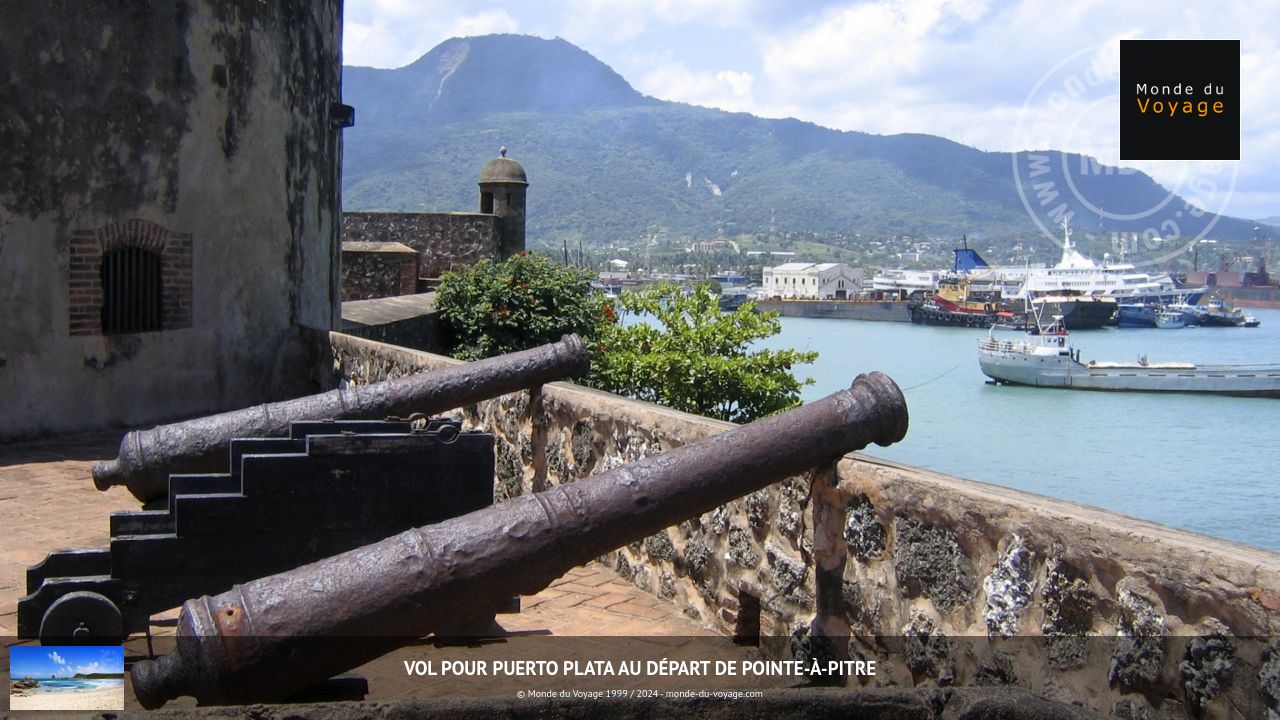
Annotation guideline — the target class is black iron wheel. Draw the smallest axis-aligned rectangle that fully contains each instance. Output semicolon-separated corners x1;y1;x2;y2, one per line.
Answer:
39;591;124;645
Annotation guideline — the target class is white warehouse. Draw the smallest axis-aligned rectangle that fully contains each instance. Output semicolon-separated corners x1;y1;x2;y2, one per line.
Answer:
762;262;866;299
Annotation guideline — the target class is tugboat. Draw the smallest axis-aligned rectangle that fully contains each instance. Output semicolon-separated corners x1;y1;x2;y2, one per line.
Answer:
1198;299;1248;327
909;277;1000;327
1168;298;1249;327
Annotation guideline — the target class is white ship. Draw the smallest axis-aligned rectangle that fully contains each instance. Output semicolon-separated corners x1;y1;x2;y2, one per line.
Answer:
869;268;938;295
962;223;1205;306
977;321;1280;397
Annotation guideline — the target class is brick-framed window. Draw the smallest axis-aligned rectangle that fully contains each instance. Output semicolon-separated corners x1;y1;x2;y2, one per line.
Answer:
101;246;163;334
68;220;193;336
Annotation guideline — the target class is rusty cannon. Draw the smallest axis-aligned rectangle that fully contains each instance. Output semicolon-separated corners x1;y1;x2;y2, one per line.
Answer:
130;372;908;708
93;335;590;503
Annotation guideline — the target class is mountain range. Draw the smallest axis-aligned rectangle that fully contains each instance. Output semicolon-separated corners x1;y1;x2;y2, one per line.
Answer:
341;34;1261;249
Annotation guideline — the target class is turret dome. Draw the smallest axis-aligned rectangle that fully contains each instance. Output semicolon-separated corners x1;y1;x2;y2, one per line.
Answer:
479;147;527;185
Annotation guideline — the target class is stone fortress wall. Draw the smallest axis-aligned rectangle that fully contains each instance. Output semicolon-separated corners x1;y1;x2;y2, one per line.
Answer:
341;149;529;291
343;212;501;282
0;0;344;439
340;241;420;301
326;331;1280;719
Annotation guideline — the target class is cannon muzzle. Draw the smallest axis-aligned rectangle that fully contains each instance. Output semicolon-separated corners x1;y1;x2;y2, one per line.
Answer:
131;372;907;708
94;335;590;502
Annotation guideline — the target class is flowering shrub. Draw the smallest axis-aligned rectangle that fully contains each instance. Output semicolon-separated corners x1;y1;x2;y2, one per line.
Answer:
438;260;816;423
435;254;603;361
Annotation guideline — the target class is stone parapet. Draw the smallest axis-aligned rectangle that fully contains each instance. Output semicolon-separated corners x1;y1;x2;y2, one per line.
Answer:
340;241;418;300
323;331;1280;718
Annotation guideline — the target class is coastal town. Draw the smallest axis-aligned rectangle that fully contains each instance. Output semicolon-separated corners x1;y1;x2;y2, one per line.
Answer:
593;223;1277;330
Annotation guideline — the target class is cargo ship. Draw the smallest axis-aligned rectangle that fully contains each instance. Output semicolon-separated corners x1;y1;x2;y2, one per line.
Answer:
1185;255;1280;309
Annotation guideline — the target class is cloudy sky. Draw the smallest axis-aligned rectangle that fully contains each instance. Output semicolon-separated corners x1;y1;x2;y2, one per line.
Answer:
9;645;124;678
344;0;1279;222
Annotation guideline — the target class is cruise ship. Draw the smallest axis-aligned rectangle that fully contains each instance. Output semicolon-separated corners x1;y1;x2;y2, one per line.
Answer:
960;224;1205;306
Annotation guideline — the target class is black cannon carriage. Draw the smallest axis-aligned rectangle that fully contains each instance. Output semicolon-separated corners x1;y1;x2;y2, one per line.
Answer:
19;418;496;645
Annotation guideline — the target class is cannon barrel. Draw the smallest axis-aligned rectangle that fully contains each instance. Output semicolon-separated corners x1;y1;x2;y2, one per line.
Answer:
93;335;590;503
130;372;908;708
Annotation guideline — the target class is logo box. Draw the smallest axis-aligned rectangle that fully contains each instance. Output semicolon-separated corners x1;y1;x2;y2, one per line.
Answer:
1120;39;1239;160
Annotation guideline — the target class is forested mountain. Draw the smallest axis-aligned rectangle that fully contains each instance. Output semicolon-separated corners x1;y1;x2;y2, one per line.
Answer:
342;34;1258;248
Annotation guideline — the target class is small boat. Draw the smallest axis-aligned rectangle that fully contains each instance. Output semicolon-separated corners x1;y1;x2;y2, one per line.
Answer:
977;320;1280;397
1243;315;1261;328
991;311;1031;332
1154;308;1187;329
1116;303;1158;328
717;286;751;311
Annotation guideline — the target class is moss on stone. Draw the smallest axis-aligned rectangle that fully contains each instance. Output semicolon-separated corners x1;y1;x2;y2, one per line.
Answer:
892;517;974;614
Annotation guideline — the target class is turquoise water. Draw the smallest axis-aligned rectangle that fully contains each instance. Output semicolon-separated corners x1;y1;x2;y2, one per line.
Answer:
756;307;1280;551
24;678;123;693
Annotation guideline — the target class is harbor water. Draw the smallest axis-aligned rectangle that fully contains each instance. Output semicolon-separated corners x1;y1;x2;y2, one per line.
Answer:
756;307;1280;552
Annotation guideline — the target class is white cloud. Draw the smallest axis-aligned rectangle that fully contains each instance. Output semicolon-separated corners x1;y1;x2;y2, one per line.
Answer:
638;61;759;113
343;2;521;68
344;21;410;67
340;0;1280;219
717;70;755;98
759;0;992;104
48;651;65;665
560;0;656;45
446;10;519;38
559;0;755;45
75;662;112;675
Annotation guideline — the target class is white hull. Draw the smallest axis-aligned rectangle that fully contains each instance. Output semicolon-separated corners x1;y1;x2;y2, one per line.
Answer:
1154;311;1186;329
962;223;1204;305
978;338;1280;397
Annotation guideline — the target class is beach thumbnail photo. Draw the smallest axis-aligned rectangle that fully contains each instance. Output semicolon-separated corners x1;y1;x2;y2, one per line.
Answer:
8;645;124;711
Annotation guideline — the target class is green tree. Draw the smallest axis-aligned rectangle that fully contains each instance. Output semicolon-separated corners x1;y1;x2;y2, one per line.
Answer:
588;283;816;423
435;254;604;360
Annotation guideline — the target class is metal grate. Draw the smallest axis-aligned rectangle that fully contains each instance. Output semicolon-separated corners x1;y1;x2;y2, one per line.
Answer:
101;246;163;335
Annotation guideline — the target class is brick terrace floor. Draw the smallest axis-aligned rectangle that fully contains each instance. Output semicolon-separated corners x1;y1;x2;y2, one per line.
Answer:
1;432;751;707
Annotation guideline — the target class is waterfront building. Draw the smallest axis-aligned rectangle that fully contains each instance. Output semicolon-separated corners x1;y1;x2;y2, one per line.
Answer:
762;262;865;299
